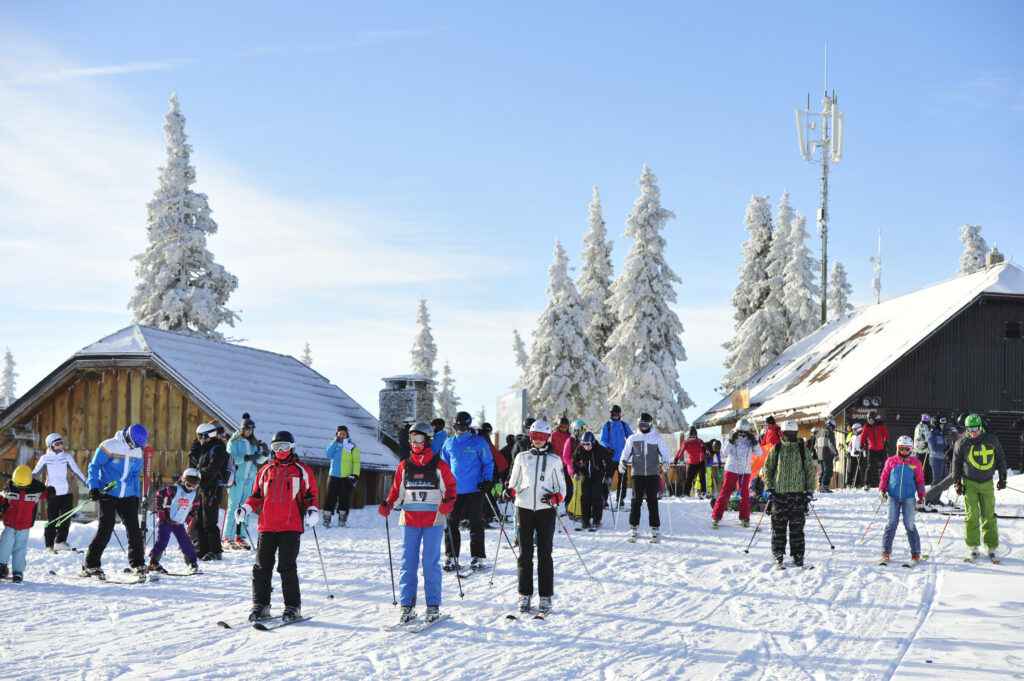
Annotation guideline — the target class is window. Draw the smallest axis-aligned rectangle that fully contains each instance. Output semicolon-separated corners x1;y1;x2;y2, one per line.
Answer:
1006;321;1022;339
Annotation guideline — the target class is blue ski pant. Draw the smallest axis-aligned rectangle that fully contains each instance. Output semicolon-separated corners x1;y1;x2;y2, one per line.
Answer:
150;522;199;565
0;527;29;574
223;471;256;541
882;496;920;555
400;524;443;607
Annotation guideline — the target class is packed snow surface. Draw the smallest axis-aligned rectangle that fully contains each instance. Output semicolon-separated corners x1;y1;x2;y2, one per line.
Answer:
3;480;1022;680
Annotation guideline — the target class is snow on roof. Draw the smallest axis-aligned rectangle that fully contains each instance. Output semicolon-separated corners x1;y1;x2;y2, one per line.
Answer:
695;262;1024;428
77;325;399;470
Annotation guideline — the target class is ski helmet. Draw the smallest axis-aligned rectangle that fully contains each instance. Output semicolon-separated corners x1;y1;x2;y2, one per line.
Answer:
181;467;201;490
782;420;799;433
529;420;552;436
765;415;776;425
454;411;472;431
12;465;33;487
811;427;820;435
123;424;148;448
581;431;597;446
965;413;983;437
522;417;536;432
409;421;432;441
196;422;217;439
45;433;64;448
896;435;913;455
736;419;753;433
571;419;587;438
920;413;930;423
852;422;863;432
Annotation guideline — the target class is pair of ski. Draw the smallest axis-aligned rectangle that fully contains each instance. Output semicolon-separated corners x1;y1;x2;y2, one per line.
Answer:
380;613;451;633
774;562;814;571
506;609;549;621
964;553;1001;564
49;569;150;585
626;534;659;544
217;613;312;631
878;558;921;568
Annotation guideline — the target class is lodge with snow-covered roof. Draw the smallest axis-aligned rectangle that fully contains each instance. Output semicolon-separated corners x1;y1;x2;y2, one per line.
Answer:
0;325;402;507
694;258;1024;472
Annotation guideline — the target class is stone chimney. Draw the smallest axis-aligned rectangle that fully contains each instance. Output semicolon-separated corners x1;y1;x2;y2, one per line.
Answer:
378;374;435;441
985;244;1004;268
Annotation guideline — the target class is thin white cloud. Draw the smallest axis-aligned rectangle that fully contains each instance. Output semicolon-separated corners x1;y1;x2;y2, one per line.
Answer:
0;59;186;86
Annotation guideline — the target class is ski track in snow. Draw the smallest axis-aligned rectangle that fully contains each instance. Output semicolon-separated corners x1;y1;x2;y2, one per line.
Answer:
2;484;1021;681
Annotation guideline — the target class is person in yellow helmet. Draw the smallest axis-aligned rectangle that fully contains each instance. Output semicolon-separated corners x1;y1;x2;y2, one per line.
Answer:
0;466;49;582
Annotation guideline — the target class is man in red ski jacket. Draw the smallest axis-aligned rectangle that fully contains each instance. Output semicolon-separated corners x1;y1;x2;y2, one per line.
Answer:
760;416;782;449
858;412;890;489
236;430;319;624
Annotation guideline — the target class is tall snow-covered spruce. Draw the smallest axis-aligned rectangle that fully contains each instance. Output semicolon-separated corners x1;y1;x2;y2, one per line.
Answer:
524;239;613;426
958;223;987;276
511;328;529;389
435;361;460;428
827;260;854;319
781;207;820;342
409;298;438;417
603;166;692;431
128;94;239;339
300;343;313;367
577;186;616;359
0;347;16;408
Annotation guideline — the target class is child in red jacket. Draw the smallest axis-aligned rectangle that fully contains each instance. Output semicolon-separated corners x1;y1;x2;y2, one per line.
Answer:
0;466;49;582
235;431;319;623
677;428;709;497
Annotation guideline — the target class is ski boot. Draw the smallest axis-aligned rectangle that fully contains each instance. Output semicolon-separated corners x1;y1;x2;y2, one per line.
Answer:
879;552;891;566
11;572;23;583
281;606;302;623
793;554;804;568
80;565;105;580
148;560;169;574
233;538;249;550
711;518;719;530
45;546;57;555
650;527;660;544
399;605;416;624
54;541;74;552
773;555;785;570
987;547;999;563
443;556;456;572
589;522;599;532
130;565;148;582
470;557;485;571
538;596;552;614
248;603;271;623
740;519;750;528
185;562;199;575
628;526;638;543
581;520;591;531
518;595;531;613
965;547;980;563
322;512;332;529
909;553;921;566
0;564;7;579
424;605;440;623
338;511;348;528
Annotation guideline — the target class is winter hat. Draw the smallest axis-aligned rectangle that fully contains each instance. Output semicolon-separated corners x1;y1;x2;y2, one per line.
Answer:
688;426;697;438
610;405;622;414
921;413;931;423
765;415;776;425
558;416;570;426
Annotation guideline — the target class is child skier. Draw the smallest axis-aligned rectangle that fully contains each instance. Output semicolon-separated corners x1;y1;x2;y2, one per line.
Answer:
877;435;926;566
0;466;48;583
378;422;457;626
711;419;757;529
33;432;88;552
323;425;360;528
571;431;610;531
235;430;319;623
148;468;202;574
762;420;817;569
504;420;565;614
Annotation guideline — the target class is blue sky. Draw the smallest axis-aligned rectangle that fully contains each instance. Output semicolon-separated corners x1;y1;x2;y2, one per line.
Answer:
1;2;1022;437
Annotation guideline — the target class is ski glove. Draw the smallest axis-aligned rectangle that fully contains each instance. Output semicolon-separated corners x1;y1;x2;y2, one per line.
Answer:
540;492;563;506
502;489;516;502
234;504;251;524
880;491;887;499
618;463;627;475
477;480;492;493
304;508;320;527
954;479;964;495
378;503;392;517
89;488;102;502
804;494;814;504
763;489;774;501
348;475;358;489
997;476;1007;490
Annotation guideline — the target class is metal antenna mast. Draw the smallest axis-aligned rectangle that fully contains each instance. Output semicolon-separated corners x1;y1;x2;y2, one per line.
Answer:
796;44;843;325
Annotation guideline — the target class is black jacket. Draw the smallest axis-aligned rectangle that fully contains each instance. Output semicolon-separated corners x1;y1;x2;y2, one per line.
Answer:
198;438;230;492
571;442;611;480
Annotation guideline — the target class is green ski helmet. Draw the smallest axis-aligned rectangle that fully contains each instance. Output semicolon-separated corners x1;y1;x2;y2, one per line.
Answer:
965;413;983;437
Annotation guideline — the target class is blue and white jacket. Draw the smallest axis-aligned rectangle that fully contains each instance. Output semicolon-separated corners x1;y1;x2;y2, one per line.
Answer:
600;419;633;463
439;431;494;494
87;430;144;499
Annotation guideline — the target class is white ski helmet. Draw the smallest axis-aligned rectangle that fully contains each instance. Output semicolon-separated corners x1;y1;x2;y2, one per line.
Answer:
896;435;913;452
782;420;799;433
45;433;63;448
736;418;753;432
529;419;552;435
196;422;217;438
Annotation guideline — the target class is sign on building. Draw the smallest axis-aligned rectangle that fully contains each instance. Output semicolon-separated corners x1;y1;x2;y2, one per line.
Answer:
495;389;527;441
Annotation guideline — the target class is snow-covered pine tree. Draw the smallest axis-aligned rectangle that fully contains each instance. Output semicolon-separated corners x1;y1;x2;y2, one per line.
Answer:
128;94;239;339
300;343;312;367
475;405;487;426
827;260;854;319
409;298;438;418
435;361;460;427
721;195;774;392
523;239;613;427
577;186;616;358
781;209;820;342
603;166;693;431
511;328;529;389
0;347;16;408
958;223;988;276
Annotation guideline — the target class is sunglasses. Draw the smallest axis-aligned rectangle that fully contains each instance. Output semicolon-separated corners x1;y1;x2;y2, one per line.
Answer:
409;433;427;444
270;441;293;452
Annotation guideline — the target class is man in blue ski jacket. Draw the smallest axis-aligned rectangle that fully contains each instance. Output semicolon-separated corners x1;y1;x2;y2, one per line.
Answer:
439;411;494;571
600;405;633;508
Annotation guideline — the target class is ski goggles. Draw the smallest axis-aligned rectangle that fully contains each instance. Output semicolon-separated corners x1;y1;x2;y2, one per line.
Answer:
270;441;294;452
409;433;428;444
638;421;652;429
966;426;982;436
51;440;64;448
529;434;549;444
183;476;200;490
897;445;912;455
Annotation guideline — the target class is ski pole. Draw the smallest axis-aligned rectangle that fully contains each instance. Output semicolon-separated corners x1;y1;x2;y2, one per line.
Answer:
47;481;117;527
444;522;465;598
743;499;771;554
241;516;257;551
384;514;397;606
931;493;962;557
484;491;518;561
489;497;510;587
808;502;835;550
858;495;886;543
310;526;335;600
1005;486;1024;496
551;499;598;584
112;527;126;555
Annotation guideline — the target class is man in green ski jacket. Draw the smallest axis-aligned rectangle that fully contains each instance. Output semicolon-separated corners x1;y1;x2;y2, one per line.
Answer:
952;413;1007;562
762;420;817;569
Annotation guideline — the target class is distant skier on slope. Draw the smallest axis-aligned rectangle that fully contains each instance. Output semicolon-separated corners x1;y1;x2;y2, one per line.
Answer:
877;436;926;566
952;413;1007;562
762;420;816;569
711;419;757;529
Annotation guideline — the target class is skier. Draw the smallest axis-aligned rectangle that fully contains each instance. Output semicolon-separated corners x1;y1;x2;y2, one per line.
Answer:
148;468;202;574
711;419;757;529
599;405;633;509
322;425;360;528
431;418;447;456
235;430;319;623
82;424;149;579
439;411;493;572
550;417;575;518
927;418;950;490
32;432;88;553
858;411;890;490
195;423;230;561
504;419;565;614
677;427;707;498
877;435;925;566
762;420;816;569
952;413;1007;562
0;466;48;582
814;419;839;493
845;423;865;489
223;415;264;548
378;422;456;625
571;431;610;530
618;412;671;543
913;414;932;478
759;415;782;449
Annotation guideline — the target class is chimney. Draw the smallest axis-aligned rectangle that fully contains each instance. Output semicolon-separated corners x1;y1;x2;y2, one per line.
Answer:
378;374;435;441
986;244;1004;268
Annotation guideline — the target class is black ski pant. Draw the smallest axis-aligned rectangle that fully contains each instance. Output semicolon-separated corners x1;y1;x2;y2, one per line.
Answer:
846;456;866;489
628;475;661;528
445;492;485;559
818;455;834;489
866;449;886;489
252;530;301;608
682;462;705;497
563;469;575;517
770;493;806;561
196;487;223;558
323;476;354;514
925;472;956;505
579;475;604;527
44;492;74;548
516;506;555;597
85;495;144;569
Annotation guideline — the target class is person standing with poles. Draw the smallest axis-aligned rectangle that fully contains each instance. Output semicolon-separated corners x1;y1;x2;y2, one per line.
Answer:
504;419;565;615
618;412;671;544
762;420;816;569
952;413;1007;563
859;411;890;490
711;419;757;529
877;435;926;566
913;414;933;481
571;431;610;531
33;432;88;553
378;422;456;626
845;423;866;489
927;418;950;492
600;405;633;510
195;423;231;561
223;415;264;549
440;411;493;572
815;419;839;493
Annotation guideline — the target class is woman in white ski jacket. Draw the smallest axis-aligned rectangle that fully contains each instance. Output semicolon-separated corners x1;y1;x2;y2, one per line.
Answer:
710;420;757;528
33;433;88;552
504;420;565;615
